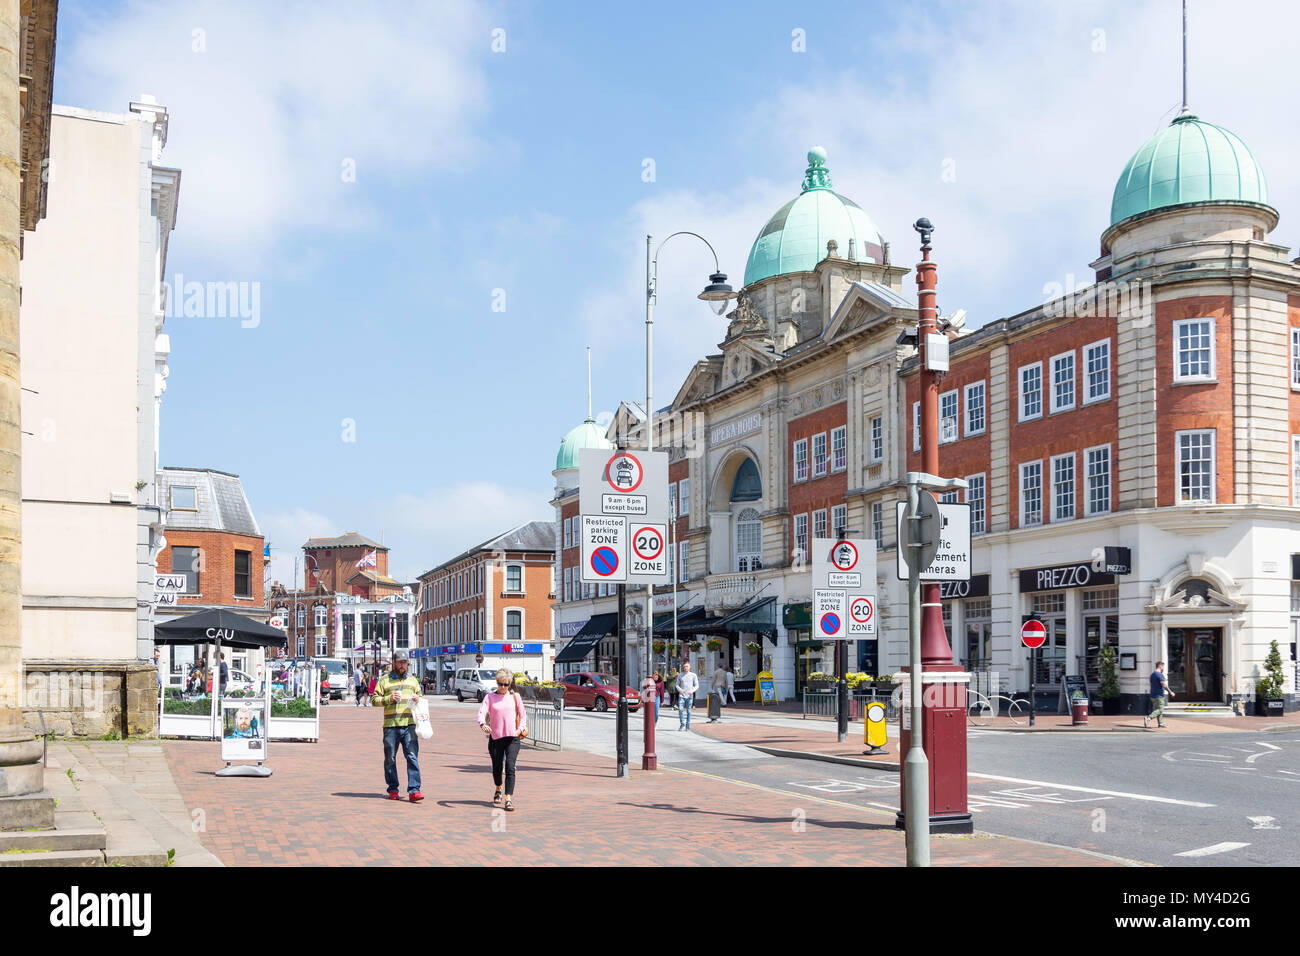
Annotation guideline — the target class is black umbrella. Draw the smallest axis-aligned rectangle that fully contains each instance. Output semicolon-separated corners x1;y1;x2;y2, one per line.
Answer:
154;608;287;650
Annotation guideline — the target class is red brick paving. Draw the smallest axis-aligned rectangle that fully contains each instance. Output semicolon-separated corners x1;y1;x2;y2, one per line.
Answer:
161;704;1122;866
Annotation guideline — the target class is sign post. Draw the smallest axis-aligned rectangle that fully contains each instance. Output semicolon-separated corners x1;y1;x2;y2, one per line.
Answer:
581;446;670;777
812;536;876;742
1021;617;1046;727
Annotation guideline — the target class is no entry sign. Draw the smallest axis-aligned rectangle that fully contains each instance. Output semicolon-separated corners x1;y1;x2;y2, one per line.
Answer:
1021;618;1047;649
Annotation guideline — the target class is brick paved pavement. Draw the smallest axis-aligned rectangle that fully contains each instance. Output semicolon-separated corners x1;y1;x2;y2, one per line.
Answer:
161;702;1124;866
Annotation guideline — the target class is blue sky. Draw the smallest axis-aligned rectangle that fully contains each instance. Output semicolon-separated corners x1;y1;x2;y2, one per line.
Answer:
52;0;1300;583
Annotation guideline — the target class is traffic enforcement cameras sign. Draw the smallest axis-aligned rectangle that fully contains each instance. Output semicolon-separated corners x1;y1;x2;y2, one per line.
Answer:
895;500;971;581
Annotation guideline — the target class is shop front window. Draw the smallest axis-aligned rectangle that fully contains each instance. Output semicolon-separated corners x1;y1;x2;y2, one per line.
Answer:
1032;592;1067;685
1082;587;1119;684
964;598;992;671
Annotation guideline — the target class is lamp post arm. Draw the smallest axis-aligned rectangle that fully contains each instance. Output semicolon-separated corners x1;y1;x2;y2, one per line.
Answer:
649;231;723;303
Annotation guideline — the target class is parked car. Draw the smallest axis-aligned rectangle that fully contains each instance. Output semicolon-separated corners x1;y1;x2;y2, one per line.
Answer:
559;672;641;713
225;669;256;694
454;668;500;703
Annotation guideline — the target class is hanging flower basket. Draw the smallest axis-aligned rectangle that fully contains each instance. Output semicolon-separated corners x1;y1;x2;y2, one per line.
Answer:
706;639;723;652
688;641;702;651
745;641;761;653
652;642;666;653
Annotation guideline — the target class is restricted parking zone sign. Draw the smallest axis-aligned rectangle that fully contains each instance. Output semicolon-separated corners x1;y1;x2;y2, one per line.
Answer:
581;514;627;583
813;589;847;639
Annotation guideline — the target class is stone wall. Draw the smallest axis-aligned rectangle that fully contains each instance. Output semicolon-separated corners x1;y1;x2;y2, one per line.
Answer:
20;660;158;738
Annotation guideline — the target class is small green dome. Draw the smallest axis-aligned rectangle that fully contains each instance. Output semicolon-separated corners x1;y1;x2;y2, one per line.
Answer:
744;147;885;287
1110;114;1269;226
555;418;612;471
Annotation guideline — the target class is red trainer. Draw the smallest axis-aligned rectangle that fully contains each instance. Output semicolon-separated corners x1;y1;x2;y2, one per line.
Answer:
408;791;424;803
387;791;401;800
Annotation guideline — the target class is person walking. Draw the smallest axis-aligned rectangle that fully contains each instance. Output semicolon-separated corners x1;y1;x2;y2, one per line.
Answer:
676;662;699;731
354;666;366;706
372;650;423;801
1145;660;1173;729
654;671;665;710
666;668;678;708
726;664;737;705
710;660;728;720
477;668;526;812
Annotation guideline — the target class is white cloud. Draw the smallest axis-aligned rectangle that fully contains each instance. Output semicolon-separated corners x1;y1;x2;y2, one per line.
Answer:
61;0;492;270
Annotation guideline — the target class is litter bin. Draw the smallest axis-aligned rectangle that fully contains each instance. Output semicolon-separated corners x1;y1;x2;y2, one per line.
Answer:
1071;697;1089;726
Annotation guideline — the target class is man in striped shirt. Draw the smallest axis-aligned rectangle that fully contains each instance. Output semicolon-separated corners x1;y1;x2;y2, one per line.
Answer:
371;649;424;801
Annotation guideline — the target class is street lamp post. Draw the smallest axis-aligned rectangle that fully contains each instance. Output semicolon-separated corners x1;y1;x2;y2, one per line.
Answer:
896;219;973;863
641;232;735;772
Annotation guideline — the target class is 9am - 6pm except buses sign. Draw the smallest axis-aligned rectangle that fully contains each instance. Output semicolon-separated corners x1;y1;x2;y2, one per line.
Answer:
579;448;670;585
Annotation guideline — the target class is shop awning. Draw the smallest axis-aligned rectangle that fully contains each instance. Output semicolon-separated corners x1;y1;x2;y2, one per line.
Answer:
653;606;709;633
718;596;778;636
554;613;618;664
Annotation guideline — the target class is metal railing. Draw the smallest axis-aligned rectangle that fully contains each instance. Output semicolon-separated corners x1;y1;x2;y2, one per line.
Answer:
521;699;563;751
802;688;897;721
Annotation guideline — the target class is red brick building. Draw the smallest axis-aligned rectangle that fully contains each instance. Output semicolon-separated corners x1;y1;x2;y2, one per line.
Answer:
155;467;268;681
414;521;556;688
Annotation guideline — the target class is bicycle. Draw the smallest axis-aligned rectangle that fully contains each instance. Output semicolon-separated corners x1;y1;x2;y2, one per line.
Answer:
966;691;1029;726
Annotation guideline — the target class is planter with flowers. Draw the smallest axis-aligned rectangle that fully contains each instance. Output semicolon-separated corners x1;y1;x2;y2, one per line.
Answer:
706;639;723;652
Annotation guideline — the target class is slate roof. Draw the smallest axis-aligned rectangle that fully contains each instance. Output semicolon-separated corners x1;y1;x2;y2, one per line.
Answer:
417;520;557;579
158;467;261;537
303;532;386;550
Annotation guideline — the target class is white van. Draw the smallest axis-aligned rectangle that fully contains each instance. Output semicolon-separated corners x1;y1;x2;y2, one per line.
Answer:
316;658;350;699
453;667;500;702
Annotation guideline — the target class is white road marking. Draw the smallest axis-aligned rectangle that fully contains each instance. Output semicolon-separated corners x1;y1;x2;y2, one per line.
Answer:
1185;758;1231;763
1254;742;1281;750
1174;842;1250;858
787;778;897;794
969;771;1215;807
1245;750;1278;764
1247;816;1280;830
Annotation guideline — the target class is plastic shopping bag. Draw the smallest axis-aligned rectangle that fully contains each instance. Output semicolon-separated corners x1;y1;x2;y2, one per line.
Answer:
411;696;433;739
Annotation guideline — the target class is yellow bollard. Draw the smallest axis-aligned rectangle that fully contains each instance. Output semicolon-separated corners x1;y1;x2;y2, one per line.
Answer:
863;699;888;756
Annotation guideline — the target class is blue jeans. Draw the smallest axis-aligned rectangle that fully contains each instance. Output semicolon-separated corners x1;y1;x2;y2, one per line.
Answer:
383;725;421;794
679;695;694;729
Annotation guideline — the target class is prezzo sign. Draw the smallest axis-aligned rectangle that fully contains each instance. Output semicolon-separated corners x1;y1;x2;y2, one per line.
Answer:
939;574;990;600
1018;562;1116;593
709;412;762;446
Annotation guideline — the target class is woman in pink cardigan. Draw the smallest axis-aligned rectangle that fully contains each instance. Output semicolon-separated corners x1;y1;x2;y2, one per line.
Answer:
477;669;527;811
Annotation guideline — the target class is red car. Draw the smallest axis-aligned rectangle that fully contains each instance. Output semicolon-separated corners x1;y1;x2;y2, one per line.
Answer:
560;672;642;713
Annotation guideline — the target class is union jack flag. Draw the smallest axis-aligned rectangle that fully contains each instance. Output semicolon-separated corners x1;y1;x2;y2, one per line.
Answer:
355;550;377;570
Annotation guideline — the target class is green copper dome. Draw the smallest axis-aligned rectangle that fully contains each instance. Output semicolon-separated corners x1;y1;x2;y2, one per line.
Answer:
1110;114;1269;226
744;147;885;287
555;418;612;471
